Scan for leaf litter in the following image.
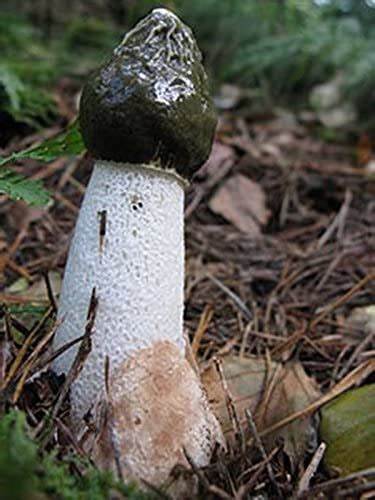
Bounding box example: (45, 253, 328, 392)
(202, 355, 320, 468)
(209, 174, 270, 236)
(0, 83, 374, 497)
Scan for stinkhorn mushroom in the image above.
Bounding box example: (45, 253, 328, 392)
(52, 7, 223, 490)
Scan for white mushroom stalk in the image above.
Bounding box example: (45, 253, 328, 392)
(54, 161, 186, 419)
(52, 7, 223, 491)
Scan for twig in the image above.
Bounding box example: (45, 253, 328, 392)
(192, 305, 214, 355)
(43, 272, 58, 313)
(2, 306, 54, 390)
(183, 448, 232, 500)
(0, 309, 11, 382)
(37, 332, 87, 368)
(296, 442, 326, 497)
(337, 480, 375, 497)
(214, 357, 244, 449)
(245, 409, 281, 497)
(317, 189, 352, 249)
(102, 355, 125, 484)
(51, 288, 97, 421)
(311, 273, 375, 328)
(235, 447, 280, 499)
(38, 290, 97, 448)
(258, 359, 374, 439)
(300, 467, 375, 497)
(183, 447, 211, 489)
(207, 273, 252, 321)
(336, 326, 374, 379)
(12, 321, 59, 403)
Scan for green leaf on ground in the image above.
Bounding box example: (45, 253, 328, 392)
(0, 168, 50, 205)
(0, 121, 85, 167)
(320, 384, 375, 476)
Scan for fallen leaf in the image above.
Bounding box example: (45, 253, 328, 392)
(320, 384, 375, 476)
(202, 356, 273, 431)
(8, 201, 46, 229)
(209, 174, 270, 235)
(197, 142, 235, 179)
(202, 355, 320, 467)
(260, 362, 320, 467)
(347, 305, 375, 336)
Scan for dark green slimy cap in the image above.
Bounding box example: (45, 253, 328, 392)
(79, 8, 217, 181)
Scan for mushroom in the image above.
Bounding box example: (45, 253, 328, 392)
(52, 7, 223, 491)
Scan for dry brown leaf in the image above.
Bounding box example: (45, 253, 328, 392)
(197, 142, 235, 179)
(7, 201, 46, 229)
(202, 355, 320, 467)
(209, 174, 270, 235)
(347, 305, 375, 335)
(259, 359, 374, 440)
(202, 356, 272, 432)
(260, 362, 320, 467)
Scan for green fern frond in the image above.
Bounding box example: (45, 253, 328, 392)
(0, 121, 85, 167)
(0, 168, 50, 205)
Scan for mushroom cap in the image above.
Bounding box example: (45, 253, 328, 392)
(79, 8, 217, 181)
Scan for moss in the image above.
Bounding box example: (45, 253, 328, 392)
(79, 9, 217, 181)
(0, 410, 151, 499)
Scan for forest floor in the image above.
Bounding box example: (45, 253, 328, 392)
(0, 83, 374, 498)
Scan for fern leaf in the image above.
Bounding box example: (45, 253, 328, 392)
(0, 169, 50, 206)
(0, 64, 24, 111)
(0, 121, 85, 167)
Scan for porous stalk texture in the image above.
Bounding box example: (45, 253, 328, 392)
(53, 161, 184, 422)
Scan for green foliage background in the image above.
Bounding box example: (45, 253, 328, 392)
(0, 0, 375, 197)
(0, 0, 374, 201)
(1, 0, 375, 126)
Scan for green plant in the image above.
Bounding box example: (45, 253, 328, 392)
(0, 13, 114, 207)
(0, 121, 84, 205)
(0, 410, 150, 500)
(0, 15, 56, 126)
(0, 121, 85, 168)
(0, 168, 50, 206)
(2, 0, 375, 208)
